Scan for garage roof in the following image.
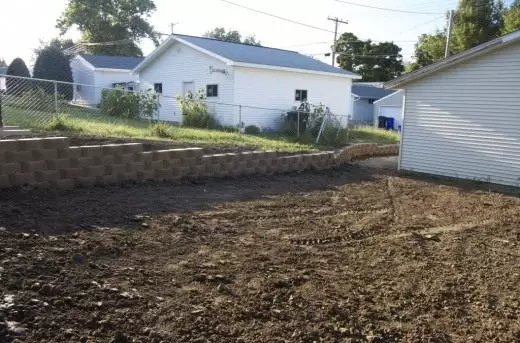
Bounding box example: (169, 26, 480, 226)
(133, 34, 361, 79)
(385, 29, 520, 89)
(352, 84, 394, 99)
(79, 54, 144, 70)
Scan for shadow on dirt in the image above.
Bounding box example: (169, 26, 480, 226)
(0, 163, 395, 234)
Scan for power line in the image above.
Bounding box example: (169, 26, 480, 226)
(334, 0, 444, 15)
(216, 0, 334, 33)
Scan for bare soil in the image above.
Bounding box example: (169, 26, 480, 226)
(1, 160, 520, 342)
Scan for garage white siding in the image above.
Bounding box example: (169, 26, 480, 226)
(373, 90, 404, 127)
(234, 66, 352, 129)
(138, 41, 235, 124)
(400, 41, 520, 186)
(70, 58, 96, 106)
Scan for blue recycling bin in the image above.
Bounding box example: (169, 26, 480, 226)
(385, 117, 395, 130)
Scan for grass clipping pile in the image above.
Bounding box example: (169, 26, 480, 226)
(1, 170, 520, 342)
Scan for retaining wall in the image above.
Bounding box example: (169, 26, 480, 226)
(0, 137, 399, 189)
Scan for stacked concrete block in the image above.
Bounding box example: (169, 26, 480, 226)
(0, 136, 399, 190)
(0, 137, 70, 188)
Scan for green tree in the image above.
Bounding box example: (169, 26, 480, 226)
(57, 0, 159, 57)
(452, 0, 503, 52)
(6, 58, 31, 95)
(34, 38, 75, 58)
(502, 0, 520, 34)
(204, 27, 261, 46)
(33, 47, 74, 100)
(335, 32, 404, 82)
(408, 32, 447, 71)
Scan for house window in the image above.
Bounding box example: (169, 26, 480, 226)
(295, 89, 308, 102)
(128, 86, 134, 91)
(206, 84, 218, 97)
(154, 83, 163, 94)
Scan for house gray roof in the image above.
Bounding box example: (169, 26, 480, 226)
(80, 54, 144, 70)
(352, 84, 394, 99)
(135, 34, 360, 78)
(0, 67, 7, 75)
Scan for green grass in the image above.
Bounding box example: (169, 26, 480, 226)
(2, 105, 399, 151)
(348, 126, 400, 145)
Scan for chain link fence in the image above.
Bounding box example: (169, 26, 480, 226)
(0, 74, 351, 146)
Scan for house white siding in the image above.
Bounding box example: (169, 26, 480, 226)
(373, 90, 404, 127)
(71, 56, 139, 106)
(234, 66, 352, 129)
(138, 41, 235, 123)
(70, 57, 96, 106)
(352, 98, 373, 124)
(400, 41, 520, 186)
(93, 70, 139, 105)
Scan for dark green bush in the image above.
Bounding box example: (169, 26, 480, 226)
(6, 58, 31, 95)
(33, 47, 73, 100)
(244, 125, 260, 135)
(100, 88, 159, 119)
(177, 88, 219, 129)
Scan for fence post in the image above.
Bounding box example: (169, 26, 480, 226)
(238, 105, 242, 135)
(297, 111, 300, 138)
(53, 80, 58, 116)
(316, 113, 328, 144)
(0, 91, 3, 128)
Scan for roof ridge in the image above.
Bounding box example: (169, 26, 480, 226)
(80, 53, 143, 59)
(172, 33, 300, 54)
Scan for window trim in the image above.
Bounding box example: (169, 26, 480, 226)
(295, 89, 308, 102)
(206, 84, 219, 97)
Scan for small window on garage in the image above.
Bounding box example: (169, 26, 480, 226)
(295, 89, 308, 102)
(154, 83, 163, 94)
(206, 84, 218, 97)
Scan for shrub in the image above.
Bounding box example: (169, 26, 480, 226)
(6, 58, 31, 95)
(177, 88, 219, 129)
(45, 113, 79, 132)
(33, 47, 73, 100)
(100, 88, 159, 119)
(280, 102, 330, 138)
(150, 122, 172, 138)
(244, 125, 260, 135)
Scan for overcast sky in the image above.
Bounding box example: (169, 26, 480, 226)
(1, 0, 461, 68)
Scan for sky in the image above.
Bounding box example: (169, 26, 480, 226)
(0, 0, 464, 69)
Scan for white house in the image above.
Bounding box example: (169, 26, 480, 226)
(70, 54, 143, 106)
(385, 29, 520, 187)
(132, 34, 361, 128)
(351, 83, 395, 125)
(373, 90, 404, 129)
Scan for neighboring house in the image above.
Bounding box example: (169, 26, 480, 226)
(351, 84, 394, 124)
(0, 67, 7, 91)
(70, 54, 143, 106)
(133, 34, 360, 127)
(385, 29, 520, 187)
(373, 90, 404, 129)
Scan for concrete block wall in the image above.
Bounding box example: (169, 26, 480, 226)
(0, 137, 399, 189)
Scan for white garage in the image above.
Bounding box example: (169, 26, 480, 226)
(373, 90, 404, 129)
(385, 29, 520, 187)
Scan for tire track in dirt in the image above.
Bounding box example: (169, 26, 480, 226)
(290, 219, 496, 246)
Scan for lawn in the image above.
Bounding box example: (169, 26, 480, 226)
(2, 104, 399, 151)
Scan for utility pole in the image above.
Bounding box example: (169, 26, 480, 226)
(445, 10, 455, 58)
(328, 17, 348, 67)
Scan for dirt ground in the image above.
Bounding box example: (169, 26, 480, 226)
(1, 134, 313, 155)
(2, 159, 520, 342)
